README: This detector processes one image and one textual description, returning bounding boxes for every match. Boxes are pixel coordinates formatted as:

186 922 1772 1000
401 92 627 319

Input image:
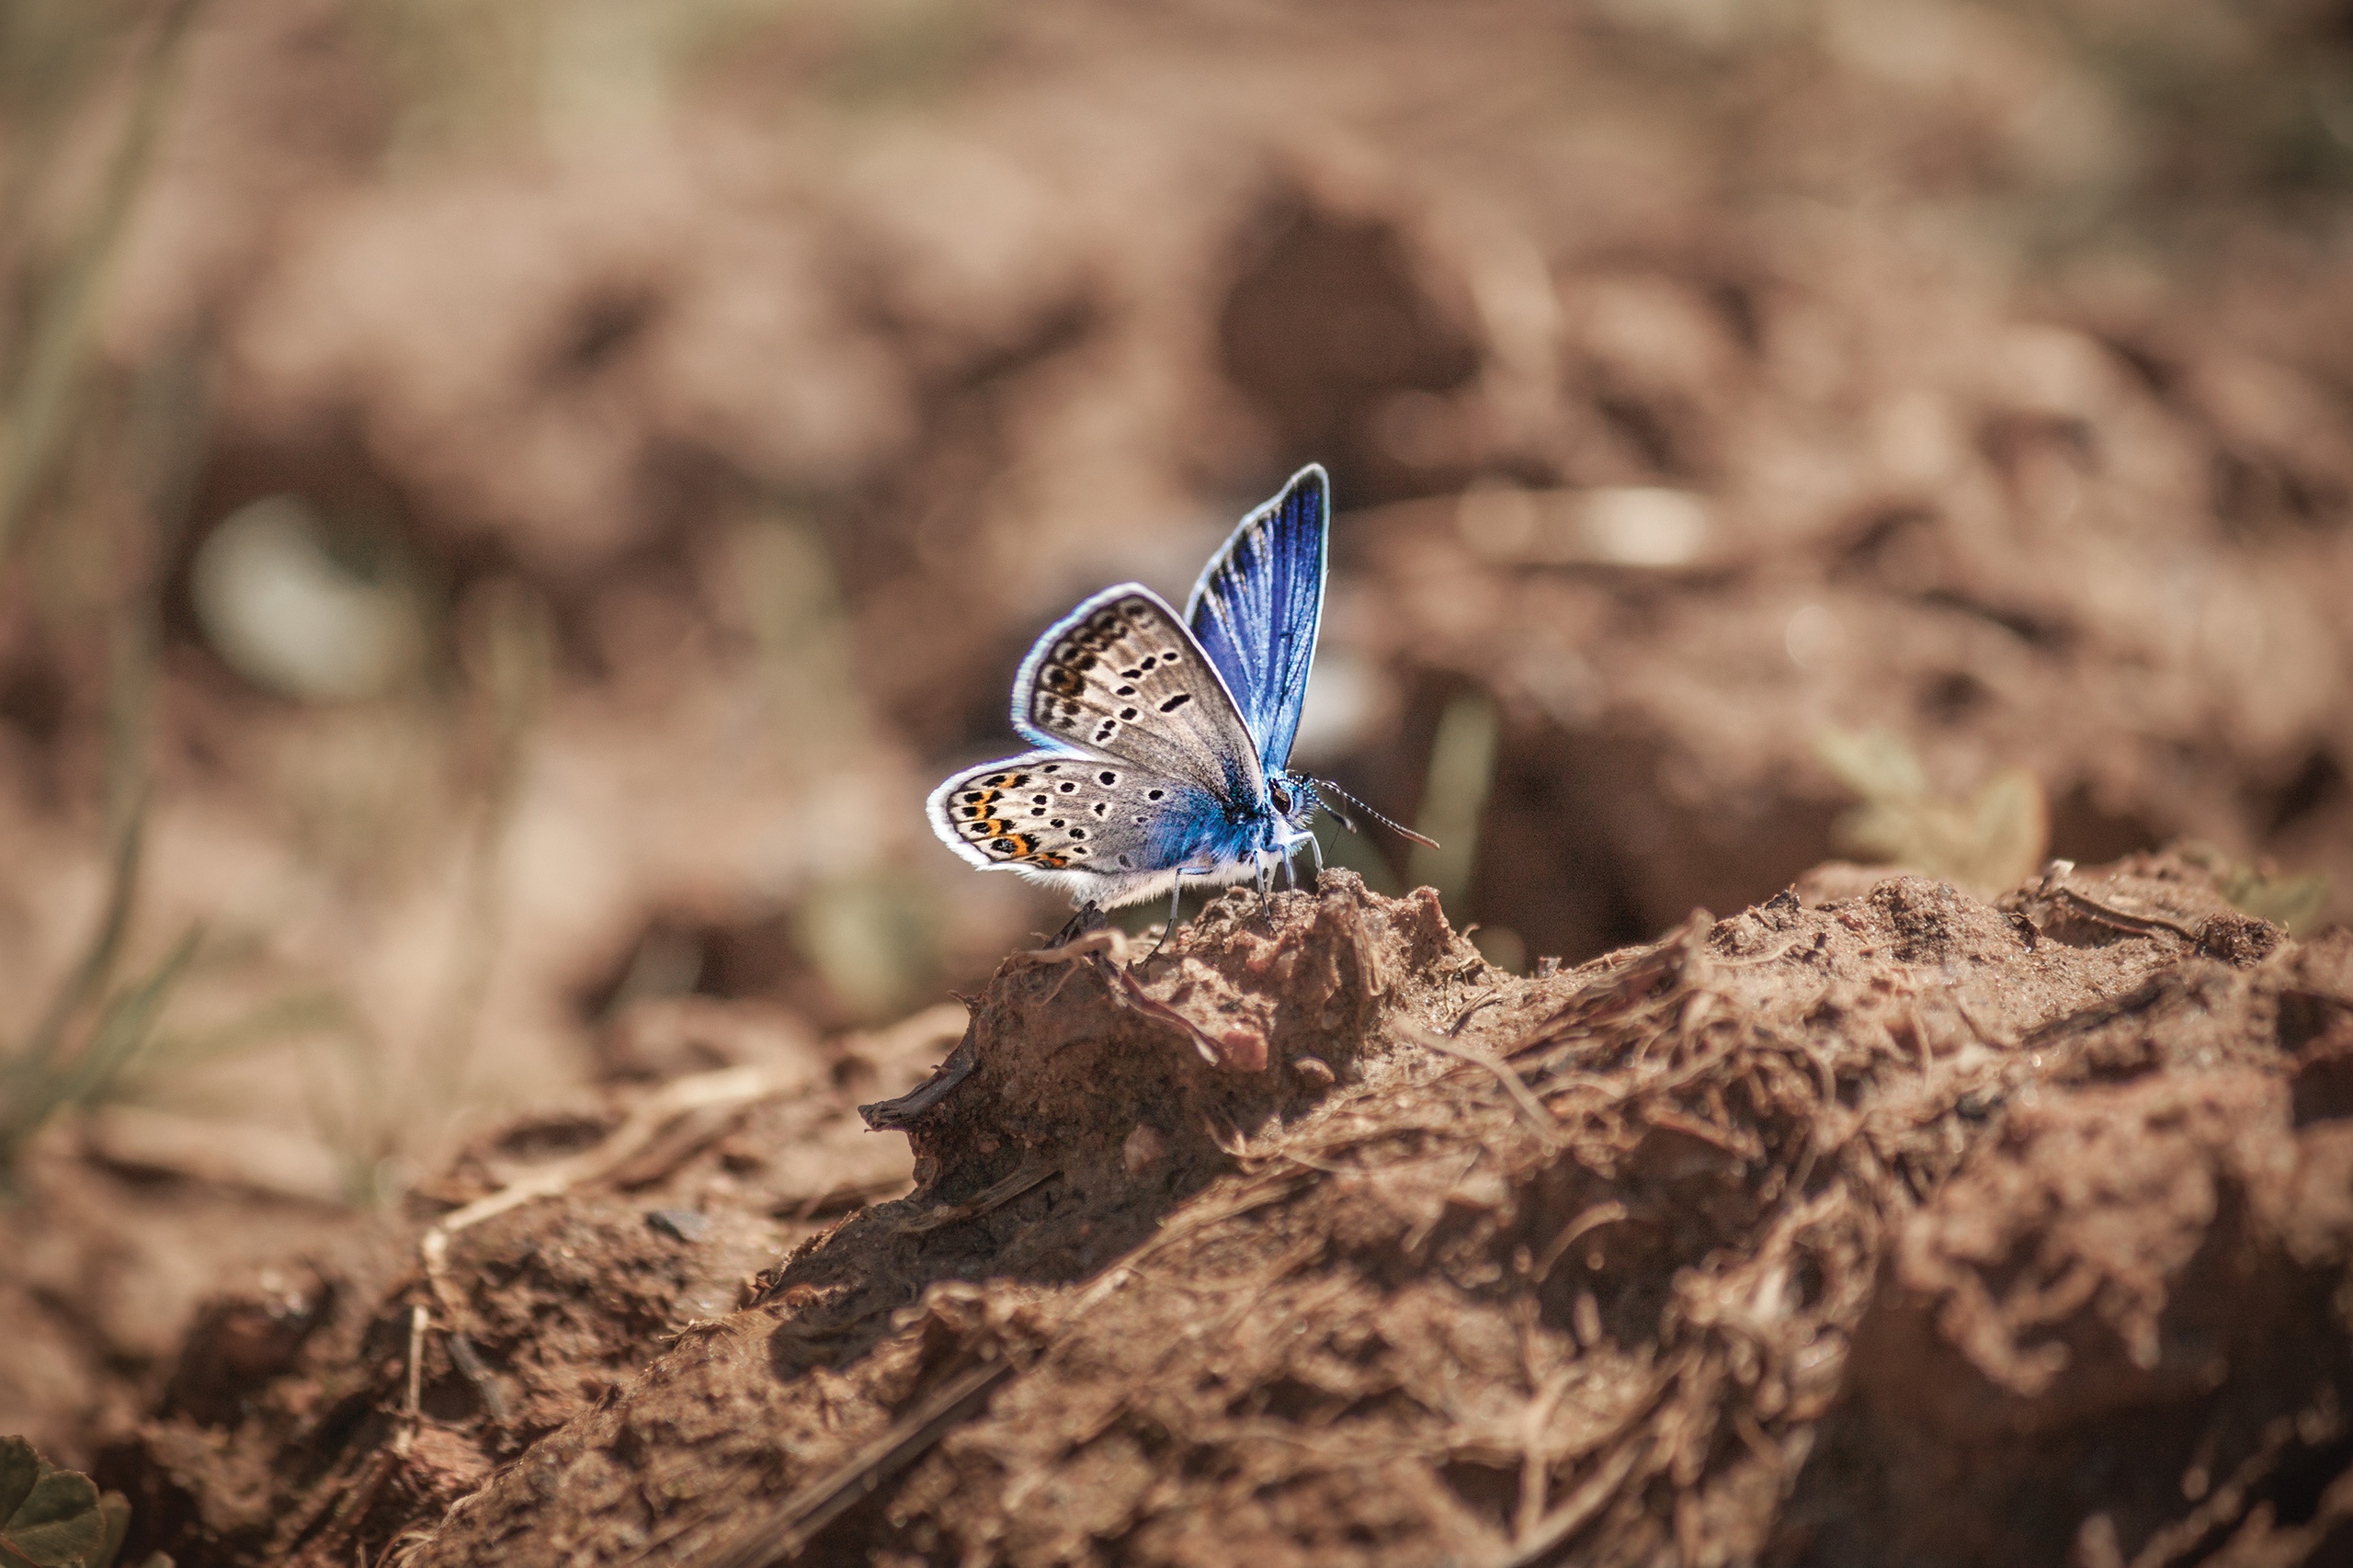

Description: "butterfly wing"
926 750 1254 907
1184 464 1329 775
1008 585 1266 808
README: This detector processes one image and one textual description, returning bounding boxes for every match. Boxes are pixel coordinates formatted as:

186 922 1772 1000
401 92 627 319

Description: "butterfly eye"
1269 781 1291 812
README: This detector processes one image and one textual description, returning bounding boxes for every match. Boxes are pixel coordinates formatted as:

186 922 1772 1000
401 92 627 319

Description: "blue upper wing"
1183 464 1329 775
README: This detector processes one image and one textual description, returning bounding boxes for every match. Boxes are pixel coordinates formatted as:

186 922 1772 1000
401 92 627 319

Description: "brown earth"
6 3 2353 1560
93 853 2353 1567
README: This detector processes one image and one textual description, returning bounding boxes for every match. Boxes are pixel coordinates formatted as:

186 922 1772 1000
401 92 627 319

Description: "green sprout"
2180 842 2333 937
1813 727 2050 895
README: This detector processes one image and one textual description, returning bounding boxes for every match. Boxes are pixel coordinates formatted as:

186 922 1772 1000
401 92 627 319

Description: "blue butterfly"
929 465 1412 936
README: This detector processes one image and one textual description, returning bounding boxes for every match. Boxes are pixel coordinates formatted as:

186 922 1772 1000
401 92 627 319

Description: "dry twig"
1406 1023 1562 1147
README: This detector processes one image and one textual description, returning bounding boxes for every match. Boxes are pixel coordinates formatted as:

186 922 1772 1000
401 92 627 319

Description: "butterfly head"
1267 771 1322 835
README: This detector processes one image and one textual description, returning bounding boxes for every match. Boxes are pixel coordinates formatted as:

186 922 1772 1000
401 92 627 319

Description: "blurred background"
3 0 2351 1460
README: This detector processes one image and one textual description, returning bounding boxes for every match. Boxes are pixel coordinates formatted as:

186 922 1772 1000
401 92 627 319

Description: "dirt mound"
1340 237 2353 963
14 3 2353 1480
101 856 2353 1566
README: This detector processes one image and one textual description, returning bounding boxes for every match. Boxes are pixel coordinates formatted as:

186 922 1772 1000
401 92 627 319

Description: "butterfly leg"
1141 871 1190 965
1046 900 1105 949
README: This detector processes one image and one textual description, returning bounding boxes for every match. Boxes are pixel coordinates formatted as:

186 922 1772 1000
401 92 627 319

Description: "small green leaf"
91 1495 128 1568
1953 767 2049 893
0 1461 104 1568
1819 732 2048 893
2179 843 2334 938
0 1438 150 1568
1814 728 1928 801
2220 867 2332 937
0 1441 38 1529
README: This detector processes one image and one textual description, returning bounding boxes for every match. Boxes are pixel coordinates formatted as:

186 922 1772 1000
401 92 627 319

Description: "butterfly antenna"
1313 778 1439 850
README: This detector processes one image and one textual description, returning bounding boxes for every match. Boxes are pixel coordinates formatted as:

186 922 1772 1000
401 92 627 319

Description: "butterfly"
927 464 1427 938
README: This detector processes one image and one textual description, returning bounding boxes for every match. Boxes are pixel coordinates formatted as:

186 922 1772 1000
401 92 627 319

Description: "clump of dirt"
103 858 2353 1566
97 1002 962 1566
0 1156 357 1472
1339 233 2353 963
